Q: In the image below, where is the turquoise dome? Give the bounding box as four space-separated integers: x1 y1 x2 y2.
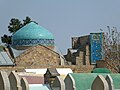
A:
12 22 54 46
12 22 54 40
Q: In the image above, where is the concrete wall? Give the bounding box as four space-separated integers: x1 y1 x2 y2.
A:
52 76 65 90
64 74 76 90
0 71 10 90
0 71 29 90
91 75 109 90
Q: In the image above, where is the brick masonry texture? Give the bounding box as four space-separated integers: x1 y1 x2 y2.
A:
96 60 119 73
15 45 61 67
0 45 94 73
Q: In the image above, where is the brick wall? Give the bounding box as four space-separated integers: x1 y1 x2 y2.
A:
96 60 119 73
72 35 90 49
15 45 61 67
0 45 95 73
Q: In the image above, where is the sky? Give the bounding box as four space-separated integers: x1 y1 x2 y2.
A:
0 0 120 54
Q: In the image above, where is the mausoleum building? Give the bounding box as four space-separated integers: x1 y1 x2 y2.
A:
0 22 66 70
12 22 54 50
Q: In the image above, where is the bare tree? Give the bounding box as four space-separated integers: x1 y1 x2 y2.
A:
102 26 120 72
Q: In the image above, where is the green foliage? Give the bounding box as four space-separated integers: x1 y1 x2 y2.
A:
1 16 37 45
1 34 11 44
8 18 22 34
23 16 32 26
23 16 38 26
0 45 5 51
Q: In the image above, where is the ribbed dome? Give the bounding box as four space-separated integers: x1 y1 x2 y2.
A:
12 22 54 40
12 22 54 47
